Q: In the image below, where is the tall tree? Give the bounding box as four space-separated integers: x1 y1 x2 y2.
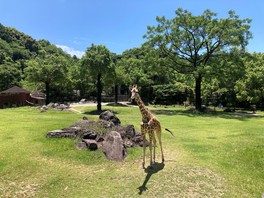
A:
144 8 252 111
25 54 68 104
81 44 112 111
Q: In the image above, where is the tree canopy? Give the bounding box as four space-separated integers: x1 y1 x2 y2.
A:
25 54 69 104
81 44 113 111
144 8 252 110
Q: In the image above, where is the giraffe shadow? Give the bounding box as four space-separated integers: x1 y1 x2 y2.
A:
137 162 165 195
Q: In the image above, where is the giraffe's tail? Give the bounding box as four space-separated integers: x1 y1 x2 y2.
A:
165 128 175 137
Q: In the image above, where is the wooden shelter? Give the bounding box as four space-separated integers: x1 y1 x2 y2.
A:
0 86 46 108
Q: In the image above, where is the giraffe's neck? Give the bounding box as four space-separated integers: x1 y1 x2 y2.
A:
134 93 151 123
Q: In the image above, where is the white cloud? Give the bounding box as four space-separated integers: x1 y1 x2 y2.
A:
73 40 81 45
56 45 85 58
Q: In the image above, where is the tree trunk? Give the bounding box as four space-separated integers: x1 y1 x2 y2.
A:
97 73 102 111
195 74 202 111
45 81 50 105
114 84 118 104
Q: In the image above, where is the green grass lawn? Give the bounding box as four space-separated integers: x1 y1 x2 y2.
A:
0 105 263 197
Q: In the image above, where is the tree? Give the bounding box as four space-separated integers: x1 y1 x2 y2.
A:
144 8 252 111
0 63 21 91
202 49 246 108
235 53 264 107
109 53 126 104
25 54 68 104
81 44 113 111
69 60 93 98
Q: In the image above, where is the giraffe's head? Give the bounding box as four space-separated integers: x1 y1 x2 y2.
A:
130 85 138 99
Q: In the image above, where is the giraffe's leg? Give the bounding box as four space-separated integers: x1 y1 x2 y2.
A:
142 135 146 169
141 124 146 169
148 130 153 165
153 133 157 163
157 125 164 163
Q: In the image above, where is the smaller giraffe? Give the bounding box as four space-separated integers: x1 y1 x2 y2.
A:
131 85 164 168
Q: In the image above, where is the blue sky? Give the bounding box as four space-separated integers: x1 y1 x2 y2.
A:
0 0 263 57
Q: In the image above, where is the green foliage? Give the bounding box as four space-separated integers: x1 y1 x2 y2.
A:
235 53 264 106
152 83 193 105
144 8 252 110
0 64 21 90
81 44 114 110
68 61 95 98
81 44 113 79
117 46 173 87
25 54 69 103
0 38 13 60
0 23 74 100
202 49 246 106
0 24 40 57
26 55 68 85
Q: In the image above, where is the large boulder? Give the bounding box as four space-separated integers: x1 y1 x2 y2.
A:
99 110 121 126
102 131 127 162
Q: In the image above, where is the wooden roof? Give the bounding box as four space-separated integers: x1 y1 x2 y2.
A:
0 86 30 94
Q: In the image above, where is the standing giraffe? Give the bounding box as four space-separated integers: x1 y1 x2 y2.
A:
131 85 165 168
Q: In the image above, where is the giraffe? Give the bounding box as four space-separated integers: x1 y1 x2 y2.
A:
131 85 164 168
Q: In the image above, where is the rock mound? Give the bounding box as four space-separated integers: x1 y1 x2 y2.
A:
47 110 146 162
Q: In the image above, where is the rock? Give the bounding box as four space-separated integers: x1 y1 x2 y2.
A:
46 115 146 161
55 104 68 111
46 127 82 139
133 132 149 147
47 129 64 137
123 139 134 147
80 98 87 103
99 110 121 126
96 136 104 143
40 106 47 112
74 119 94 127
81 131 97 140
47 103 54 108
114 125 138 147
82 139 98 151
41 105 48 110
102 131 127 162
122 125 136 139
76 142 87 150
